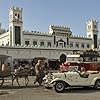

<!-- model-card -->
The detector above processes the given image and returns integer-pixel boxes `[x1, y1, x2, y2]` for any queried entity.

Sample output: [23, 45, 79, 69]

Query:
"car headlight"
[44, 73, 55, 81]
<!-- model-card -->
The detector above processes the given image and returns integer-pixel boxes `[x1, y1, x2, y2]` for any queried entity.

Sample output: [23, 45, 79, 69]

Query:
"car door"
[65, 72, 81, 86]
[74, 73, 90, 86]
[65, 72, 91, 86]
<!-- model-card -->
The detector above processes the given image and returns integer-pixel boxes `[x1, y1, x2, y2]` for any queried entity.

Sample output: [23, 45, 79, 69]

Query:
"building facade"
[0, 7, 99, 68]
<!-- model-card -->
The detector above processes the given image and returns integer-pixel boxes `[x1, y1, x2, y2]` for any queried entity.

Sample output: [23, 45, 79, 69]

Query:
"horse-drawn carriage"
[0, 63, 34, 87]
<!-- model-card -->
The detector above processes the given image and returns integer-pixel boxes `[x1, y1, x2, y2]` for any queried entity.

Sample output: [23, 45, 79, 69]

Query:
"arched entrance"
[60, 54, 66, 64]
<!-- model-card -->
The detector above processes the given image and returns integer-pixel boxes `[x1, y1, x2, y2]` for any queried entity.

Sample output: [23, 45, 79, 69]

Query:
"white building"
[0, 7, 99, 68]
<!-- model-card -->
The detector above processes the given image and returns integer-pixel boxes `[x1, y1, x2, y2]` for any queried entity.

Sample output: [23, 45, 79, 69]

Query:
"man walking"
[34, 60, 45, 85]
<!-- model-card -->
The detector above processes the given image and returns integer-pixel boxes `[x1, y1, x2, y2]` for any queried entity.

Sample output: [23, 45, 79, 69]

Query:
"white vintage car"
[43, 66, 100, 93]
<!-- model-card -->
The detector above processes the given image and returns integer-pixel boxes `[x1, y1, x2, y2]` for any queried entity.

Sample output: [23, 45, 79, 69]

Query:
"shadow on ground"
[63, 87, 100, 94]
[0, 85, 43, 90]
[0, 85, 100, 94]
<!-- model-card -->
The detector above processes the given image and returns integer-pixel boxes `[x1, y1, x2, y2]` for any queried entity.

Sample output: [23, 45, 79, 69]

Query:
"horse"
[12, 67, 34, 86]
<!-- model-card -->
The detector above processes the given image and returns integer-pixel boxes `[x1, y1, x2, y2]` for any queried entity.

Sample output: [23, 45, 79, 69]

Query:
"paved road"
[0, 86, 100, 100]
[0, 76, 100, 100]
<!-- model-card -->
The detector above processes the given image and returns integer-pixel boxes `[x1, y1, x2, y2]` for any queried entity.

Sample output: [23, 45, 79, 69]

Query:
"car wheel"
[54, 81, 66, 93]
[95, 79, 100, 89]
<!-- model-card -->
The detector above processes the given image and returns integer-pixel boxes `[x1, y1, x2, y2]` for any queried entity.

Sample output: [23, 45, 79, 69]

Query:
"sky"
[0, 0, 100, 37]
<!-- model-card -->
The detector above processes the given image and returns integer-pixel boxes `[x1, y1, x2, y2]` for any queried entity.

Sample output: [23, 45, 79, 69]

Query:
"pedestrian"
[34, 59, 45, 85]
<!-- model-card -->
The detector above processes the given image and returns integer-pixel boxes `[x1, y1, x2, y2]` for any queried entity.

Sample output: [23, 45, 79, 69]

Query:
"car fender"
[91, 77, 100, 85]
[50, 78, 69, 86]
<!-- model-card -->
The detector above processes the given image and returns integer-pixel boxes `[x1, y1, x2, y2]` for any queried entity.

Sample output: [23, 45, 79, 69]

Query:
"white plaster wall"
[23, 33, 53, 47]
[0, 47, 73, 61]
[0, 32, 9, 46]
[69, 37, 92, 49]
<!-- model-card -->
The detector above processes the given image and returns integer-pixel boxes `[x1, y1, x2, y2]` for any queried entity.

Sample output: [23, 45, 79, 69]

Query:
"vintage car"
[43, 66, 100, 93]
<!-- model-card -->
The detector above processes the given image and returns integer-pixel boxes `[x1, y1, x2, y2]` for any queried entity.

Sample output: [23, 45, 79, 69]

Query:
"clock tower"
[86, 20, 98, 49]
[9, 7, 23, 46]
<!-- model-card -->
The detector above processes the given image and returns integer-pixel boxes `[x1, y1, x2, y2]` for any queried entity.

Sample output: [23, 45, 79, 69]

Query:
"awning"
[48, 59, 59, 61]
[34, 57, 47, 60]
[67, 54, 80, 58]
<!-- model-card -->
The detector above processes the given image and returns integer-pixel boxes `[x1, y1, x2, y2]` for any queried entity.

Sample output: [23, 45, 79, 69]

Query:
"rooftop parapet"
[71, 35, 87, 39]
[23, 30, 50, 35]
[50, 24, 70, 30]
[86, 19, 98, 24]
[9, 6, 23, 12]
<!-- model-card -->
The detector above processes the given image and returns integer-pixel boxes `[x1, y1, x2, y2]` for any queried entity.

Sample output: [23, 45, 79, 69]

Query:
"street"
[0, 76, 100, 100]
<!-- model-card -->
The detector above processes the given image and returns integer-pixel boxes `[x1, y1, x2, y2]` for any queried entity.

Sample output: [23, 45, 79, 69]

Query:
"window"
[87, 44, 90, 48]
[76, 43, 79, 48]
[94, 34, 97, 48]
[67, 37, 69, 45]
[25, 41, 29, 46]
[2, 43, 4, 46]
[33, 41, 37, 46]
[15, 26, 21, 45]
[6, 41, 9, 46]
[40, 42, 44, 47]
[47, 42, 51, 47]
[15, 14, 17, 20]
[18, 14, 20, 18]
[88, 25, 91, 29]
[88, 34, 91, 38]
[10, 26, 12, 45]
[70, 43, 73, 48]
[81, 43, 84, 48]
[2, 41, 4, 46]
[93, 25, 97, 29]
[15, 14, 17, 16]
[59, 43, 63, 48]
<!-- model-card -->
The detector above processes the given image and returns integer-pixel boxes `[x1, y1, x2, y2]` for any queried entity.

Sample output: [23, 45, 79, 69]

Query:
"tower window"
[10, 26, 12, 45]
[15, 26, 21, 45]
[67, 37, 69, 45]
[93, 25, 97, 28]
[15, 14, 18, 20]
[88, 25, 91, 29]
[94, 34, 97, 48]
[88, 34, 91, 38]
[18, 14, 20, 18]
[15, 14, 17, 16]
